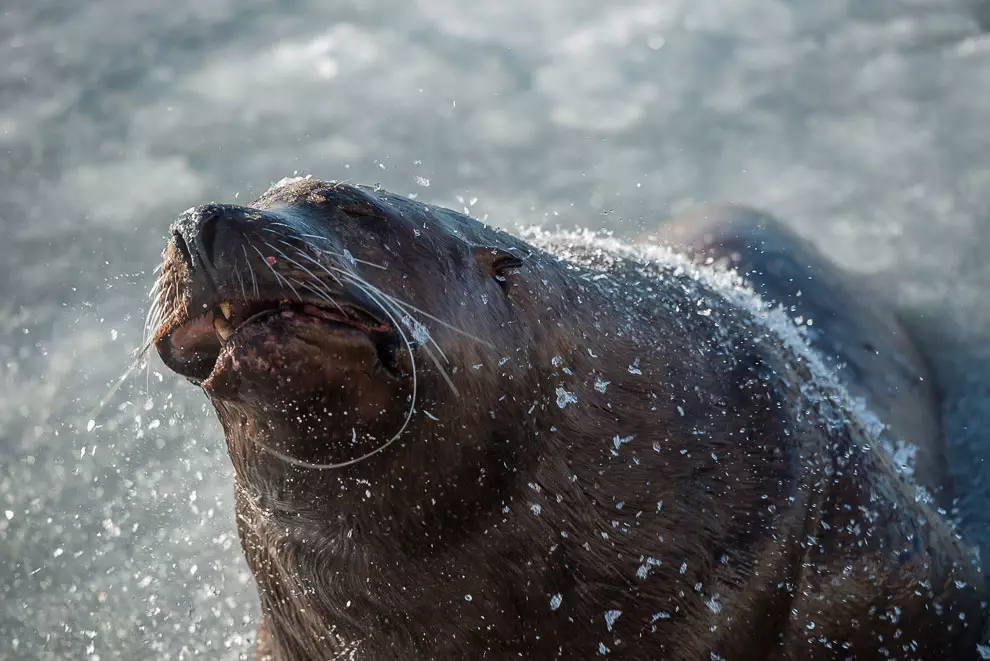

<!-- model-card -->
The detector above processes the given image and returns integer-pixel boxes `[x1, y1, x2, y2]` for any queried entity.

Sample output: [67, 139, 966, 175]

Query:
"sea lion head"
[152, 178, 583, 517]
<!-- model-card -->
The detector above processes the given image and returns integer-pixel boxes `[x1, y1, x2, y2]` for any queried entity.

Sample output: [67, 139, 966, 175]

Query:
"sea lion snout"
[169, 203, 275, 276]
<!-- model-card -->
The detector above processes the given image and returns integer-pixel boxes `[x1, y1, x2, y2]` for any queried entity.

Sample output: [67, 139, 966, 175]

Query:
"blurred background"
[2, 0, 990, 658]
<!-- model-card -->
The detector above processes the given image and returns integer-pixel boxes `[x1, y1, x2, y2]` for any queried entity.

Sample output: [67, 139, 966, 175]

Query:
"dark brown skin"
[153, 178, 986, 660]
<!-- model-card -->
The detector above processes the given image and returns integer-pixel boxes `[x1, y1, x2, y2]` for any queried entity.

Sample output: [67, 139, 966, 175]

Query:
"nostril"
[195, 205, 222, 265]
[173, 230, 193, 267]
[171, 203, 239, 270]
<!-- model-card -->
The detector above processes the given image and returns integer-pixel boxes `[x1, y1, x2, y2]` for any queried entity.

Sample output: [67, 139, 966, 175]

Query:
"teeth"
[220, 302, 233, 320]
[214, 315, 233, 342]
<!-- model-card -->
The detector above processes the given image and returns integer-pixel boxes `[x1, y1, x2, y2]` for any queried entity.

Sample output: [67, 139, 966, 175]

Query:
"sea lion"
[152, 177, 986, 660]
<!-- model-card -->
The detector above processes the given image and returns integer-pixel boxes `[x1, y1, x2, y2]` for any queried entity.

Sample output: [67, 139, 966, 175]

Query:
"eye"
[474, 246, 524, 291]
[337, 201, 380, 219]
[493, 252, 524, 280]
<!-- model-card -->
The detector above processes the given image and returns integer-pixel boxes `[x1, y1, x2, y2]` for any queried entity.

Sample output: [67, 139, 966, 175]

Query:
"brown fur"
[153, 179, 986, 660]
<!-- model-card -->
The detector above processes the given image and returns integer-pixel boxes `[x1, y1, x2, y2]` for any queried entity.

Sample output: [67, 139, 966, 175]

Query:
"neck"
[231, 445, 548, 660]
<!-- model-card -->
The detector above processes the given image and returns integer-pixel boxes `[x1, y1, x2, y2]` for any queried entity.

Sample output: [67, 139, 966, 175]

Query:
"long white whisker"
[147, 277, 162, 300]
[234, 254, 249, 302]
[242, 244, 260, 297]
[290, 277, 346, 315]
[142, 301, 158, 344]
[87, 335, 156, 423]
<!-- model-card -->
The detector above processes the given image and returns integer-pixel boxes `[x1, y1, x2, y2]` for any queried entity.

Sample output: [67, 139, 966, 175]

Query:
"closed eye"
[493, 253, 524, 275]
[492, 252, 523, 290]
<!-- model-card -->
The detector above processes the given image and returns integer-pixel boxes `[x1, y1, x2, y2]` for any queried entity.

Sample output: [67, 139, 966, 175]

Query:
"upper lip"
[154, 294, 393, 382]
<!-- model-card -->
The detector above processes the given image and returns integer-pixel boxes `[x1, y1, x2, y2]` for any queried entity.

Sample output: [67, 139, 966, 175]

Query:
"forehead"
[251, 178, 522, 251]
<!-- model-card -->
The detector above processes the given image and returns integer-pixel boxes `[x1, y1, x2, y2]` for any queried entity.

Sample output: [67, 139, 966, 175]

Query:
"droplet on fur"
[555, 387, 577, 409]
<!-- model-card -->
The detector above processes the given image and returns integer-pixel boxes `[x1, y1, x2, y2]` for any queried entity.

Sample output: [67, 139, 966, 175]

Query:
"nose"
[170, 204, 235, 270]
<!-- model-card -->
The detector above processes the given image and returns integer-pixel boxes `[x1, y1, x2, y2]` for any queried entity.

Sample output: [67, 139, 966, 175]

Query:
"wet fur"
[155, 180, 986, 660]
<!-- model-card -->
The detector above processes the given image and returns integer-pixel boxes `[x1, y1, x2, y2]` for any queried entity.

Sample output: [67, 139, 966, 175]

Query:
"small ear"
[473, 246, 525, 288]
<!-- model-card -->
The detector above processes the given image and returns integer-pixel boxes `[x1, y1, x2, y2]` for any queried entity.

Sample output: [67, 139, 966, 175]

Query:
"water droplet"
[555, 387, 577, 409]
[613, 435, 633, 450]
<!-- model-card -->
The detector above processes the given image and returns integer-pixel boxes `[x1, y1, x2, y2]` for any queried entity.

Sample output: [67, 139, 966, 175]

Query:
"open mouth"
[156, 298, 397, 383]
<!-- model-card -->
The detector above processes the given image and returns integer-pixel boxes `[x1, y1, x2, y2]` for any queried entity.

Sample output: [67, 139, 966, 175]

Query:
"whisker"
[249, 242, 297, 300]
[148, 276, 162, 300]
[242, 244, 260, 297]
[298, 257, 492, 347]
[87, 335, 156, 424]
[262, 241, 347, 311]
[301, 240, 389, 270]
[234, 253, 249, 302]
[290, 277, 346, 315]
[294, 233, 389, 270]
[382, 294, 496, 348]
[421, 344, 459, 395]
[289, 247, 347, 288]
[143, 277, 165, 335]
[142, 300, 158, 344]
[143, 298, 163, 395]
[263, 226, 388, 271]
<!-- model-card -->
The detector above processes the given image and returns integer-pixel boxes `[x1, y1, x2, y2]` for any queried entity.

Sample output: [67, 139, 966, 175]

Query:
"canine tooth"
[214, 316, 233, 342]
[220, 302, 233, 320]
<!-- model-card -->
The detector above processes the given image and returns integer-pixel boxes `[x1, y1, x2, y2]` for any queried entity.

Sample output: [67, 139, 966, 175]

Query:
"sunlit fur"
[152, 178, 986, 660]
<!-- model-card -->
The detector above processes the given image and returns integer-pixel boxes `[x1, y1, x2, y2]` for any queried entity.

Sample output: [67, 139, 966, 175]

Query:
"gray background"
[2, 0, 989, 658]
